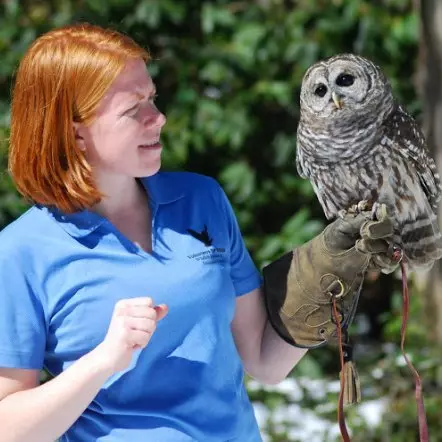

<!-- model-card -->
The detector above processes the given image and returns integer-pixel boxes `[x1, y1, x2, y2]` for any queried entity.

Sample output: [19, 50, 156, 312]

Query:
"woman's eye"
[126, 105, 140, 116]
[125, 95, 157, 116]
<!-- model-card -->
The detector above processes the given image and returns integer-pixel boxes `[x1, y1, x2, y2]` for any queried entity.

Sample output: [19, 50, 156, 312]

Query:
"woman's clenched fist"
[95, 297, 168, 374]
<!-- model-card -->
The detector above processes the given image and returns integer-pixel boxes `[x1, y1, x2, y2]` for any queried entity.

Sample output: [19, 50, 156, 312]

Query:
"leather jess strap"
[398, 259, 428, 442]
[332, 248, 428, 442]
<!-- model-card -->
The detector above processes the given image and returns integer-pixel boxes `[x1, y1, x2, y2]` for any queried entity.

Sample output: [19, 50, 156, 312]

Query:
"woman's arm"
[0, 297, 168, 442]
[0, 347, 113, 442]
[231, 287, 307, 385]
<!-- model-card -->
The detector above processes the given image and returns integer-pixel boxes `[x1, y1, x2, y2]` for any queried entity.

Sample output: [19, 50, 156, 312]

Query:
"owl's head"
[299, 53, 393, 119]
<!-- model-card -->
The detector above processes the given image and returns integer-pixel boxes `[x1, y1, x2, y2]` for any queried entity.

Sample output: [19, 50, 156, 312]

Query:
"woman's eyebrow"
[119, 88, 157, 112]
[131, 87, 157, 101]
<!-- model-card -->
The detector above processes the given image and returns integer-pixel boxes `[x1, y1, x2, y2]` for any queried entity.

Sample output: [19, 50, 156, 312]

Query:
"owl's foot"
[339, 200, 379, 220]
[337, 209, 347, 219]
[370, 202, 383, 220]
[347, 200, 371, 215]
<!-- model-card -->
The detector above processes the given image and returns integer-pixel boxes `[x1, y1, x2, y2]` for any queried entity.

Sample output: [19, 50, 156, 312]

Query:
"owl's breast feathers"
[296, 107, 388, 172]
[307, 149, 391, 220]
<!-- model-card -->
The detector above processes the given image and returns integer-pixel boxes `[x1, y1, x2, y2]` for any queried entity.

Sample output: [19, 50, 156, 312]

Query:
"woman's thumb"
[154, 304, 169, 321]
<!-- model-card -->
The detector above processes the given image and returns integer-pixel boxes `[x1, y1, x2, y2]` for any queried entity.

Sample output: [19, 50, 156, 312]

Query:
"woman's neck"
[92, 175, 148, 220]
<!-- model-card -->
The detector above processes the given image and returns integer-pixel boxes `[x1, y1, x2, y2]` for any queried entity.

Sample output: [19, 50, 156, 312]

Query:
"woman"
[0, 22, 308, 442]
[0, 22, 394, 442]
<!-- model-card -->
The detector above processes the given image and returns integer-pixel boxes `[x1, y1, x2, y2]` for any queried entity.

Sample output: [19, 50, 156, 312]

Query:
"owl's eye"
[336, 73, 355, 87]
[314, 84, 327, 97]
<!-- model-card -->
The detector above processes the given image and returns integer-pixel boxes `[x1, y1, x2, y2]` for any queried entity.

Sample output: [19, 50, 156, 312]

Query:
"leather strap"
[398, 260, 428, 442]
[332, 249, 429, 442]
[332, 298, 351, 442]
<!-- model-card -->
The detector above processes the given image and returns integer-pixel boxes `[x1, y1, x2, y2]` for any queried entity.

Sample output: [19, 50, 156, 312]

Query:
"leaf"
[219, 161, 256, 203]
[201, 4, 235, 34]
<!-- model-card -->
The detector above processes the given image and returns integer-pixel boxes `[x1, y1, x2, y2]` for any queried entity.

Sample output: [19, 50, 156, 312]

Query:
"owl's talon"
[370, 202, 381, 220]
[346, 200, 370, 215]
[346, 204, 359, 214]
[357, 200, 370, 212]
[337, 209, 347, 219]
[348, 205, 357, 214]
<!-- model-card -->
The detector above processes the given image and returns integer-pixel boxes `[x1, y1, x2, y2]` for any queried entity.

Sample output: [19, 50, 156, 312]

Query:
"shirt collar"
[141, 172, 185, 206]
[42, 172, 185, 238]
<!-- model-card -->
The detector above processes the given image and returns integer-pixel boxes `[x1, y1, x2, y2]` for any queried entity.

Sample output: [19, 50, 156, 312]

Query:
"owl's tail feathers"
[399, 209, 442, 272]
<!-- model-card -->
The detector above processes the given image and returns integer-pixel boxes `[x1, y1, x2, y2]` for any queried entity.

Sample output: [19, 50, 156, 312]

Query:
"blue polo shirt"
[0, 172, 263, 441]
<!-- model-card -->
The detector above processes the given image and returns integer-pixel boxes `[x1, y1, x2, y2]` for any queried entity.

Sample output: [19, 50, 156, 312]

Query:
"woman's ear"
[73, 122, 86, 151]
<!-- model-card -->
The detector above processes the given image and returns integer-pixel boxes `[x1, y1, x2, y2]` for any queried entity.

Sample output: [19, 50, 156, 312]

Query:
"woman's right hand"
[95, 297, 168, 374]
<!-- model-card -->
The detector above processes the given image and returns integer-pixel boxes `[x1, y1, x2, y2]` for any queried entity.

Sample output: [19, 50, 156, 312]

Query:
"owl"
[296, 53, 442, 271]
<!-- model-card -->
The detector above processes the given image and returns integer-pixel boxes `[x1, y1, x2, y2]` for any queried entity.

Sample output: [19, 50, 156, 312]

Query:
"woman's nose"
[143, 106, 166, 128]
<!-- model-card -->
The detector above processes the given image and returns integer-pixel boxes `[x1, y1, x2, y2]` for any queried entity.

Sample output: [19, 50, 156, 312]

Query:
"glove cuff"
[263, 251, 326, 349]
[263, 235, 367, 348]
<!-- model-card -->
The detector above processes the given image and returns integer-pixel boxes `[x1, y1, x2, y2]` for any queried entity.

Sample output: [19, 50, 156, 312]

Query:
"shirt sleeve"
[216, 184, 262, 296]
[0, 250, 46, 369]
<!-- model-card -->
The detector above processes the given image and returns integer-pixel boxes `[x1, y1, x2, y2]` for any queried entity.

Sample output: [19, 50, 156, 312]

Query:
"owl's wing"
[383, 104, 441, 213]
[295, 144, 307, 179]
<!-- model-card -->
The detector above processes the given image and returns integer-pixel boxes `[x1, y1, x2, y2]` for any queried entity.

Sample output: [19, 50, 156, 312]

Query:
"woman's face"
[76, 58, 166, 180]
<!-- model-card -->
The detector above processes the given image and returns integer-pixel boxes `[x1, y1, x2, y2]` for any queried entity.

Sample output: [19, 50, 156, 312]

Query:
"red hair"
[8, 23, 149, 213]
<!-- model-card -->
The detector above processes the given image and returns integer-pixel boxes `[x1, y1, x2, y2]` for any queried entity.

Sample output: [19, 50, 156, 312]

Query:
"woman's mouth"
[139, 141, 162, 150]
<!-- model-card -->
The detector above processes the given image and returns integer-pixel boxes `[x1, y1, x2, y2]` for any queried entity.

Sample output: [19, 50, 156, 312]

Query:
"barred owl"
[296, 53, 442, 271]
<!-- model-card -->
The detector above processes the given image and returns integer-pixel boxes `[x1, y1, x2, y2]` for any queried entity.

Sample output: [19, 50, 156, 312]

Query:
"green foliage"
[1, 1, 440, 441]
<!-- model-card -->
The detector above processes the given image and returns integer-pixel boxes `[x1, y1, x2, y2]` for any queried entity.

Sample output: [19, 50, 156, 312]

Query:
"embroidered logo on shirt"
[186, 224, 226, 264]
[186, 224, 213, 247]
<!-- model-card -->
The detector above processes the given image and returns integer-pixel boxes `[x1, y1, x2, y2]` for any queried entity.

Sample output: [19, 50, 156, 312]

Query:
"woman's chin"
[138, 160, 161, 177]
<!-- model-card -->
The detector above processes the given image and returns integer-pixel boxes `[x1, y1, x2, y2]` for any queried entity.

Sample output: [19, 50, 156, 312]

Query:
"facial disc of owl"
[300, 54, 388, 118]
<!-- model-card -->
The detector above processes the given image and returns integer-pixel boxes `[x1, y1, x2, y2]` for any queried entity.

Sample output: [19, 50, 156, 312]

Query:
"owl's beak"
[332, 91, 343, 109]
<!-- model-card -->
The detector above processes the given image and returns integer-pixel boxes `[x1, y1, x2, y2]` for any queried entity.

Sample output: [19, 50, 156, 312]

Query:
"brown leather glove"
[263, 204, 398, 349]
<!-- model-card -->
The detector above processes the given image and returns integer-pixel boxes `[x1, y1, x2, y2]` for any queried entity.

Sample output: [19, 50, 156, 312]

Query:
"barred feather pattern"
[296, 53, 442, 271]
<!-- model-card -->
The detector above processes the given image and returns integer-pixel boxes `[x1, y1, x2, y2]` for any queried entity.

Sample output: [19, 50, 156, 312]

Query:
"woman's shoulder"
[0, 206, 53, 252]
